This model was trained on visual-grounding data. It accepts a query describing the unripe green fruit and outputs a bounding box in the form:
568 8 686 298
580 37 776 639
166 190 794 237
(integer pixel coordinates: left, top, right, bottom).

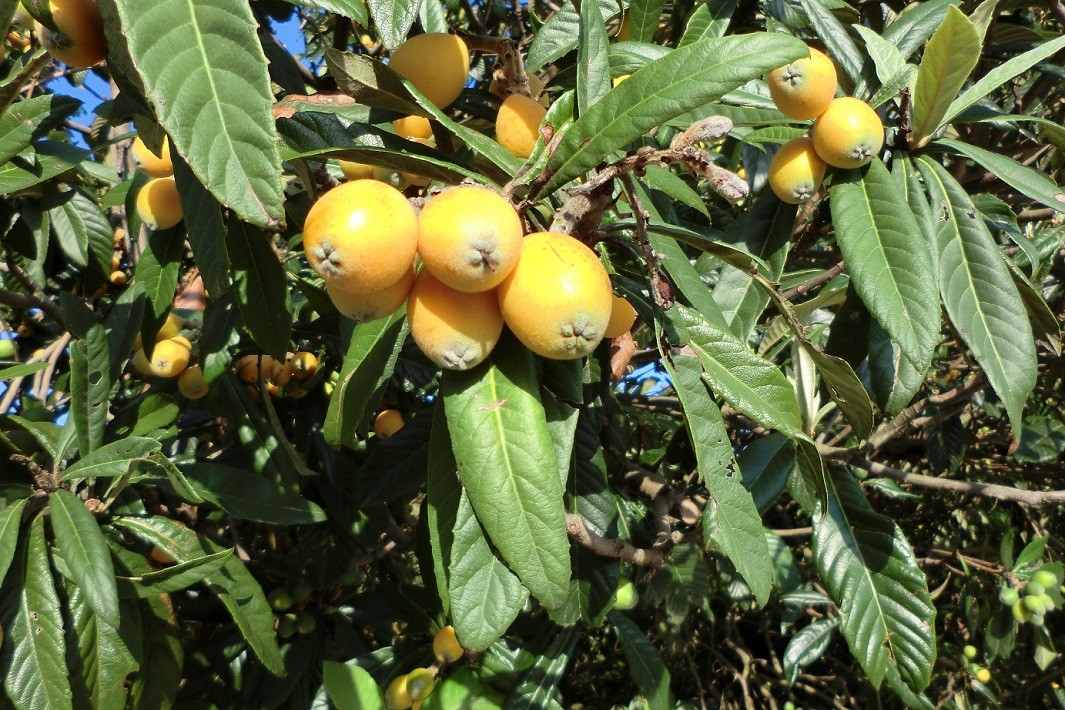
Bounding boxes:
406 668 436 701
295 612 317 635
277 613 297 638
1040 594 1056 611
967 662 980 675
1027 580 1046 597
268 588 293 611
613 579 638 611
1032 569 1058 589
1023 595 1046 614
0 339 13 358
962 645 977 660
1032 611 1047 626
1012 600 1032 623
290 579 313 604
999 587 1020 606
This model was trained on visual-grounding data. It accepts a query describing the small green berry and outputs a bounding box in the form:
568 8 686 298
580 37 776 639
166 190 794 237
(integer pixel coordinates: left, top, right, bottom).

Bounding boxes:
1012 600 1032 623
290 579 314 604
295 612 317 635
276 613 297 638
1024 595 1047 614
613 579 639 611
268 588 293 611
962 645 977 660
1032 569 1057 589
999 587 1020 606
1027 580 1046 597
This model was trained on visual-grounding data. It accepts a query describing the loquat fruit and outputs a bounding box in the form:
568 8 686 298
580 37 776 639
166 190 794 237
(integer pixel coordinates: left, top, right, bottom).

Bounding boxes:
393 115 433 140
328 265 415 323
398 137 436 188
136 176 184 230
433 625 463 663
767 47 837 121
767 136 826 204
132 135 174 178
36 0 107 69
496 93 547 159
148 338 190 378
407 270 504 371
132 348 153 378
178 364 208 400
109 270 127 286
417 185 523 293
388 33 470 109
303 180 419 294
497 232 612 360
290 351 318 379
602 295 638 339
385 674 414 710
811 97 884 169
975 668 991 683
338 160 375 181
374 411 404 440
405 668 435 701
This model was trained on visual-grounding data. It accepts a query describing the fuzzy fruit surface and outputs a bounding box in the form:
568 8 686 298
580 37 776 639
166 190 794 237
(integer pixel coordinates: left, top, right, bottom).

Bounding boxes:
385 675 414 710
393 115 433 139
338 160 374 181
137 177 183 230
132 135 173 178
603 295 637 339
417 186 523 292
38 0 106 69
148 339 190 378
178 365 208 400
498 232 612 360
374 409 405 438
768 136 826 204
328 265 415 323
407 270 504 370
433 625 463 663
388 33 469 109
496 93 547 159
812 97 884 169
303 180 418 294
767 47 837 121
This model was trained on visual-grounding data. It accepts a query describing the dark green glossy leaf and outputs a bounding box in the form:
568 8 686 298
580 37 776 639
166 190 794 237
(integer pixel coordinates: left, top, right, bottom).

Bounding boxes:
65 583 137 710
912 6 981 144
322 660 384 710
0 499 27 588
69 324 110 456
610 611 673 710
737 433 796 514
62 437 161 480
783 618 839 683
181 463 326 524
226 218 291 360
49 489 119 627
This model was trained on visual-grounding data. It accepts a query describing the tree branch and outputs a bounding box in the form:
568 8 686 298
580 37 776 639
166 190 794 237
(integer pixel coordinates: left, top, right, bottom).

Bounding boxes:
565 512 667 568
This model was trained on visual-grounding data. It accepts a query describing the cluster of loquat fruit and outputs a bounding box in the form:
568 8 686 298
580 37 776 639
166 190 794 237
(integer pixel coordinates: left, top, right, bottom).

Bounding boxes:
233 350 319 400
131 133 185 231
129 313 208 399
303 179 637 371
382 625 465 709
998 565 1063 627
765 47 885 204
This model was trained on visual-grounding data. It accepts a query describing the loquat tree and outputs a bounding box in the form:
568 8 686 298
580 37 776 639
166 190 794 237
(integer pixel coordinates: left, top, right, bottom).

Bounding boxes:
0 0 1063 708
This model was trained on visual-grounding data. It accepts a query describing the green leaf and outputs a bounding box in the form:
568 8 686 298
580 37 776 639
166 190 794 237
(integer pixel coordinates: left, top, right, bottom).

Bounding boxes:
172 156 229 298
711 191 796 340
225 217 291 360
577 0 612 114
133 225 183 350
933 138 1065 212
367 0 420 50
1014 415 1065 465
737 434 796 514
509 627 580 710
783 618 839 683
868 320 927 416
642 165 710 219
795 0 864 88
0 362 49 380
627 0 665 43
441 338 571 611
323 312 408 448
912 6 981 144
425 406 529 650
882 0 959 62
47 190 109 281
64 583 137 710
103 283 146 382
610 611 673 710
663 353 773 605
69 324 110 456
0 140 88 195
48 489 120 628
287 0 367 24
679 0 737 44
420 667 507 710
944 34 1065 126
830 159 939 374
105 0 284 227
113 515 284 675
0 499 27 588
323 661 384 710
812 468 936 691
181 463 326 524
62 437 162 480
133 549 234 593
528 0 619 73
1 514 73 710
648 230 729 331
917 158 1037 438
353 408 431 506
541 32 806 194
673 305 805 438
